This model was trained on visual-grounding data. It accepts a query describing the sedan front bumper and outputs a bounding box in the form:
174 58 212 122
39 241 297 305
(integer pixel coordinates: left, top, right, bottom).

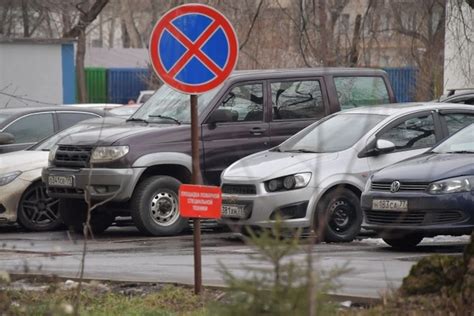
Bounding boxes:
361 190 474 236
0 178 32 223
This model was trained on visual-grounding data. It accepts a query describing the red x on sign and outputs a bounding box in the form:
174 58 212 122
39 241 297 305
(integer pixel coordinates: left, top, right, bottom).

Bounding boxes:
149 4 239 94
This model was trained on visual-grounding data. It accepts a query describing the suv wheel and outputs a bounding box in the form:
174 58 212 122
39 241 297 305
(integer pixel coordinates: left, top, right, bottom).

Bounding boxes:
315 188 362 242
17 182 62 231
58 199 114 234
383 233 423 250
131 176 189 236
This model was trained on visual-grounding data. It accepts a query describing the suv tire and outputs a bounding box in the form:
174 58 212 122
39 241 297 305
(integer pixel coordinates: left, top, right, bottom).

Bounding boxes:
58 198 114 234
131 176 189 236
17 182 62 232
315 188 362 242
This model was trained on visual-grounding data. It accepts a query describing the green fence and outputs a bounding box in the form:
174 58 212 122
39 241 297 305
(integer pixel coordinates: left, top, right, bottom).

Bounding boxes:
84 67 107 103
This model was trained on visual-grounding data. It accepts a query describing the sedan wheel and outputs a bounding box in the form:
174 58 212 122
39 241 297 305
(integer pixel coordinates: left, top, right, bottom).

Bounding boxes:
17 182 62 231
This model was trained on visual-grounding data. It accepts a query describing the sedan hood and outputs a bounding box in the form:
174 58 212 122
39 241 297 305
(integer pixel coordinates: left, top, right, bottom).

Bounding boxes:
0 150 48 174
373 153 474 183
223 150 338 180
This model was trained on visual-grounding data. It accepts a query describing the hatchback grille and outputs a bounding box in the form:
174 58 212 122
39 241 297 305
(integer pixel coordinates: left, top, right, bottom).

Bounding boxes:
222 184 256 195
371 182 428 192
365 210 464 225
54 145 94 168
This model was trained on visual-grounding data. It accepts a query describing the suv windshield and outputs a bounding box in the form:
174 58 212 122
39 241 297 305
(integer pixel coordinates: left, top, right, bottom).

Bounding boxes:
131 85 220 124
432 123 474 153
278 113 387 153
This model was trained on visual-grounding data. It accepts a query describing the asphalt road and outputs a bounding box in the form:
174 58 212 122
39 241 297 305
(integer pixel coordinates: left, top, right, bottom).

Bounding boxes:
0 224 470 299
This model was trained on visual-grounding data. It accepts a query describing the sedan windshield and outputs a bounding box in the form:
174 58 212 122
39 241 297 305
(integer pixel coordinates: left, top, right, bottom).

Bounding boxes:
278 113 387 153
131 85 219 124
432 123 474 153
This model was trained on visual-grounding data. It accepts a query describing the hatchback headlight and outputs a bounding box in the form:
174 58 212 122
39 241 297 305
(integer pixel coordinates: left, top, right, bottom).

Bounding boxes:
265 173 312 192
90 146 129 163
0 171 22 186
427 176 473 194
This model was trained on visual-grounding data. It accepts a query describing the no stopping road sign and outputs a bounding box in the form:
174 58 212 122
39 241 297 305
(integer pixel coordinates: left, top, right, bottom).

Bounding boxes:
149 4 239 94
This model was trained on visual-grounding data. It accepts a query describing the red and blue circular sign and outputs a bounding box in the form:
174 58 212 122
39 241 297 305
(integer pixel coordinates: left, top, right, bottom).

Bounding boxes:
149 4 239 94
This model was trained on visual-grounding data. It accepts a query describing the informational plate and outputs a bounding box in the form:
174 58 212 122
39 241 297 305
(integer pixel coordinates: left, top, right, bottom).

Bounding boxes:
48 175 74 187
222 204 247 219
372 199 408 212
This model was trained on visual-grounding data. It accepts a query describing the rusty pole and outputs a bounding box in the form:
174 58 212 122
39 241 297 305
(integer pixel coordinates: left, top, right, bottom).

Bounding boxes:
190 94 202 295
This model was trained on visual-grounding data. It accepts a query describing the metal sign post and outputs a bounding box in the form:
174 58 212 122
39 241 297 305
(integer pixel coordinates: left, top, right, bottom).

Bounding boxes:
148 3 238 296
190 93 202 294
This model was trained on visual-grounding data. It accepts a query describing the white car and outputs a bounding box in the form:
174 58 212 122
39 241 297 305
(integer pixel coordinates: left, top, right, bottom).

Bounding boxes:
0 117 124 231
220 103 474 242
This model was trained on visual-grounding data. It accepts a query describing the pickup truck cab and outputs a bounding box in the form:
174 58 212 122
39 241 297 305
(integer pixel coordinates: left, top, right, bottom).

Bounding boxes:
43 68 396 236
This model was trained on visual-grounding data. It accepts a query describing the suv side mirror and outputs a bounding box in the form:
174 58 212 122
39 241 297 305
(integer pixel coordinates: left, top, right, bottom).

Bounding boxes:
0 132 15 145
207 109 233 127
376 139 396 154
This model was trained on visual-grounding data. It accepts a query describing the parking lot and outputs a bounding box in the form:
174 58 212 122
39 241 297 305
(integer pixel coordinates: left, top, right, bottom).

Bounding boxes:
0 223 470 299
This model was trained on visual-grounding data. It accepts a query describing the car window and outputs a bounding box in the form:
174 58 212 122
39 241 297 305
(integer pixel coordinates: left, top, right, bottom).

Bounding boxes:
57 112 100 130
378 114 436 152
4 113 54 143
216 83 263 122
271 80 324 120
443 113 474 135
334 76 390 110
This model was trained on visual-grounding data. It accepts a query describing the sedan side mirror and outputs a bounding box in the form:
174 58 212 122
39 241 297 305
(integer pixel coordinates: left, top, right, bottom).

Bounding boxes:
376 139 396 154
0 132 15 145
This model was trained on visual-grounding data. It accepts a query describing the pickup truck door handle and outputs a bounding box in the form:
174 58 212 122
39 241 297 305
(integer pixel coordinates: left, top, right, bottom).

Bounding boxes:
249 127 266 135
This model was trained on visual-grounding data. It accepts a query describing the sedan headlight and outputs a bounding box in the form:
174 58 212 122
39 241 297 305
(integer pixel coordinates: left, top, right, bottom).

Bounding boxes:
0 171 22 186
90 146 129 163
48 145 58 162
427 176 473 194
265 173 312 192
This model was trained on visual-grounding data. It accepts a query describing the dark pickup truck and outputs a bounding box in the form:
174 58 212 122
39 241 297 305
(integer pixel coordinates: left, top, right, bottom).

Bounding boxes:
43 68 396 236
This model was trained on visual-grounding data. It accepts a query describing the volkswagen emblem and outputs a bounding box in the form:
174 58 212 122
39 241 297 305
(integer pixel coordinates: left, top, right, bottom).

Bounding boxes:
390 181 401 193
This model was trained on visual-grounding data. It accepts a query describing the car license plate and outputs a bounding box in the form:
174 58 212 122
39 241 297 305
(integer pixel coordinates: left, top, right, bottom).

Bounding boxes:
222 204 247 219
48 175 74 187
372 199 408 212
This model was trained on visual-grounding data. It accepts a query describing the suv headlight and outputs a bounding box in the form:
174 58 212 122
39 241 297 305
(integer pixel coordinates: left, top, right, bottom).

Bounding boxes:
364 176 373 192
48 145 58 162
90 146 129 163
427 176 473 194
265 173 312 192
0 171 22 186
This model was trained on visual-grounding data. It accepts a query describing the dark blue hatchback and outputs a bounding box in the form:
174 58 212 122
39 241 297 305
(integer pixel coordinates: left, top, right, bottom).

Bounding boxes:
361 123 474 249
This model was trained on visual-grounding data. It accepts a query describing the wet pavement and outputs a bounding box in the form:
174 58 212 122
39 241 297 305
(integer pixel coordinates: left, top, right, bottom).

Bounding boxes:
0 224 470 299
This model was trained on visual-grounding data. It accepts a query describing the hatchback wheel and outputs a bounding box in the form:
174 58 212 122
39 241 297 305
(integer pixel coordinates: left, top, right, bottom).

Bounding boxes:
131 176 189 236
316 188 362 242
17 182 62 231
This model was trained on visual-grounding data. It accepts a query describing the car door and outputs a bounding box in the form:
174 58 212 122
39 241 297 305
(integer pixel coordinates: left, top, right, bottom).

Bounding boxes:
201 82 271 185
438 110 474 136
268 78 328 147
56 112 101 131
0 112 55 154
365 111 442 173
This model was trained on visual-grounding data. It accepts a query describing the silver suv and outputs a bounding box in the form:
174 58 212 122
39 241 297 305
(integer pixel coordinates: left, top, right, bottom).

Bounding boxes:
220 103 474 242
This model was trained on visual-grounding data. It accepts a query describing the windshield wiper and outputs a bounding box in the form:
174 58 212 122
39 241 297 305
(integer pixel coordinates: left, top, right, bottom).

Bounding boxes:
148 115 181 125
444 150 474 154
126 117 148 123
284 148 320 153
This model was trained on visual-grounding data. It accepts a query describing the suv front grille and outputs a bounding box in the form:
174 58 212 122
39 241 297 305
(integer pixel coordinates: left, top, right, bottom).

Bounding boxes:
371 182 428 192
54 145 94 168
222 184 256 195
